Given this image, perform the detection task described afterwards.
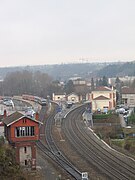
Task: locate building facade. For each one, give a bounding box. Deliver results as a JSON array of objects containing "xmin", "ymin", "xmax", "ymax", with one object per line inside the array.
[
  {"xmin": 3, "ymin": 111, "xmax": 42, "ymax": 169},
  {"xmin": 90, "ymin": 86, "xmax": 116, "ymax": 112},
  {"xmin": 121, "ymin": 86, "xmax": 135, "ymax": 107},
  {"xmin": 66, "ymin": 92, "xmax": 81, "ymax": 103},
  {"xmin": 52, "ymin": 93, "xmax": 66, "ymax": 102}
]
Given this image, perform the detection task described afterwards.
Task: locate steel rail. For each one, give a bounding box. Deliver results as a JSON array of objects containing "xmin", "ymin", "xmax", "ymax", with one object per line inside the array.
[
  {"xmin": 63, "ymin": 105, "xmax": 135, "ymax": 180},
  {"xmin": 74, "ymin": 108, "xmax": 135, "ymax": 179},
  {"xmin": 38, "ymin": 105, "xmax": 82, "ymax": 180}
]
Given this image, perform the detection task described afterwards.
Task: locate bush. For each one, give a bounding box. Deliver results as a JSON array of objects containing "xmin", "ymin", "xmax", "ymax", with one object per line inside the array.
[
  {"xmin": 128, "ymin": 114, "xmax": 135, "ymax": 124},
  {"xmin": 124, "ymin": 143, "xmax": 131, "ymax": 151},
  {"xmin": 0, "ymin": 145, "xmax": 25, "ymax": 179},
  {"xmin": 93, "ymin": 114, "xmax": 111, "ymax": 119},
  {"xmin": 0, "ymin": 136, "xmax": 5, "ymax": 147},
  {"xmin": 111, "ymin": 139, "xmax": 124, "ymax": 147}
]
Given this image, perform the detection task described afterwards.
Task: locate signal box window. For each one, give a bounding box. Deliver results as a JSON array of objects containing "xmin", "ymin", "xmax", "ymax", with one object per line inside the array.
[{"xmin": 15, "ymin": 126, "xmax": 35, "ymax": 137}]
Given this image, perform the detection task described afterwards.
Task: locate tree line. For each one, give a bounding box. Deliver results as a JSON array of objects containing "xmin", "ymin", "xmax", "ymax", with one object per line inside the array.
[
  {"xmin": 1, "ymin": 69, "xmax": 135, "ymax": 99},
  {"xmin": 0, "ymin": 70, "xmax": 54, "ymax": 98}
]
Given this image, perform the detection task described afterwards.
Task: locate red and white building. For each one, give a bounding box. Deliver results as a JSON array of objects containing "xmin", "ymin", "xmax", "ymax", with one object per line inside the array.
[{"xmin": 3, "ymin": 111, "xmax": 42, "ymax": 169}]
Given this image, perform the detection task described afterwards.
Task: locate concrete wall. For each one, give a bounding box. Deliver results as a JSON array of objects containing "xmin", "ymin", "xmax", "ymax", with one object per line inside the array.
[
  {"xmin": 92, "ymin": 100, "xmax": 110, "ymax": 111},
  {"xmin": 20, "ymin": 146, "xmax": 32, "ymax": 166}
]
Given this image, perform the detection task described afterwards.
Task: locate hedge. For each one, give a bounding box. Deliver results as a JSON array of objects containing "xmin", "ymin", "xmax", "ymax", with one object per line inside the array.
[{"xmin": 93, "ymin": 114, "xmax": 111, "ymax": 119}]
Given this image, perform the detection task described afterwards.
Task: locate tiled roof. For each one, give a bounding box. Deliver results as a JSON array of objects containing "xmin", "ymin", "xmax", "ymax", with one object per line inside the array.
[
  {"xmin": 53, "ymin": 93, "xmax": 66, "ymax": 96},
  {"xmin": 66, "ymin": 92, "xmax": 79, "ymax": 96},
  {"xmin": 93, "ymin": 95, "xmax": 110, "ymax": 100},
  {"xmin": 121, "ymin": 87, "xmax": 135, "ymax": 94},
  {"xmin": 3, "ymin": 111, "xmax": 42, "ymax": 126},
  {"xmin": 93, "ymin": 86, "xmax": 112, "ymax": 91},
  {"xmin": 3, "ymin": 111, "xmax": 24, "ymax": 126}
]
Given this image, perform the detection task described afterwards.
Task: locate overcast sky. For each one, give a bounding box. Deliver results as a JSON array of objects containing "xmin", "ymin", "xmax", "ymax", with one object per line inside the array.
[{"xmin": 0, "ymin": 0, "xmax": 135, "ymax": 67}]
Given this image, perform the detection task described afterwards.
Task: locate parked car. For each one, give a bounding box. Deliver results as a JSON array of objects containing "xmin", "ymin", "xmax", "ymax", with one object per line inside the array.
[
  {"xmin": 116, "ymin": 108, "xmax": 125, "ymax": 114},
  {"xmin": 25, "ymin": 107, "xmax": 35, "ymax": 118},
  {"xmin": 3, "ymin": 99, "xmax": 14, "ymax": 107}
]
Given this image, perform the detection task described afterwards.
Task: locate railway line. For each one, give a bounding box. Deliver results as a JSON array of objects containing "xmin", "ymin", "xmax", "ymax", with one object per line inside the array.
[
  {"xmin": 12, "ymin": 96, "xmax": 135, "ymax": 179},
  {"xmin": 37, "ymin": 105, "xmax": 82, "ymax": 180},
  {"xmin": 2, "ymin": 95, "xmax": 81, "ymax": 178},
  {"xmin": 62, "ymin": 105, "xmax": 135, "ymax": 180}
]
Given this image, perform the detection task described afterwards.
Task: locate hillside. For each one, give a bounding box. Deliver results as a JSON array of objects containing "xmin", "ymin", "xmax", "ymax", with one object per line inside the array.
[
  {"xmin": 0, "ymin": 63, "xmax": 105, "ymax": 80},
  {"xmin": 97, "ymin": 61, "xmax": 135, "ymax": 77},
  {"xmin": 0, "ymin": 61, "xmax": 135, "ymax": 80}
]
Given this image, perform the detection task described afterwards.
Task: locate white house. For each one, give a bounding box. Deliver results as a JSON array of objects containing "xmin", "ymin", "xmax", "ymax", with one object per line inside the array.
[
  {"xmin": 90, "ymin": 86, "xmax": 116, "ymax": 112},
  {"xmin": 66, "ymin": 92, "xmax": 81, "ymax": 103},
  {"xmin": 52, "ymin": 93, "xmax": 66, "ymax": 102}
]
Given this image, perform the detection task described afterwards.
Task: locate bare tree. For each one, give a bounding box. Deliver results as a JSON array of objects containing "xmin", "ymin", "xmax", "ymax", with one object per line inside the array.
[{"xmin": 3, "ymin": 70, "xmax": 53, "ymax": 97}]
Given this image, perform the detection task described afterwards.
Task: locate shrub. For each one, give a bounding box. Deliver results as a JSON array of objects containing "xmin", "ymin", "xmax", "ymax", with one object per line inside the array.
[
  {"xmin": 124, "ymin": 143, "xmax": 131, "ymax": 151},
  {"xmin": 93, "ymin": 114, "xmax": 111, "ymax": 119},
  {"xmin": 0, "ymin": 144, "xmax": 25, "ymax": 179},
  {"xmin": 128, "ymin": 114, "xmax": 135, "ymax": 124}
]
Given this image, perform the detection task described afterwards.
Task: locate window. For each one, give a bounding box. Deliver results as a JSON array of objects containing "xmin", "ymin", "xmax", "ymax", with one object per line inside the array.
[
  {"xmin": 25, "ymin": 160, "xmax": 27, "ymax": 166},
  {"xmin": 24, "ymin": 147, "xmax": 27, "ymax": 153},
  {"xmin": 23, "ymin": 119, "xmax": 27, "ymax": 123},
  {"xmin": 124, "ymin": 98, "xmax": 127, "ymax": 104},
  {"xmin": 15, "ymin": 126, "xmax": 35, "ymax": 137}
]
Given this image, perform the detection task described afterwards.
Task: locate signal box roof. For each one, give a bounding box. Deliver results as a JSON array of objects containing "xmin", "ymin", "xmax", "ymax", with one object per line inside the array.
[{"xmin": 3, "ymin": 111, "xmax": 42, "ymax": 127}]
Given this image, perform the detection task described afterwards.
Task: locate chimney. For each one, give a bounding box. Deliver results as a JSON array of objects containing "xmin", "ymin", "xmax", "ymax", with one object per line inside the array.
[
  {"xmin": 3, "ymin": 109, "xmax": 7, "ymax": 118},
  {"xmin": 35, "ymin": 112, "xmax": 39, "ymax": 120}
]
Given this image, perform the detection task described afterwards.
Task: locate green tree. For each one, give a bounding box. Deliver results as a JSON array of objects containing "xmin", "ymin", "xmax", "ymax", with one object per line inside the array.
[
  {"xmin": 98, "ymin": 78, "xmax": 103, "ymax": 86},
  {"xmin": 64, "ymin": 80, "xmax": 74, "ymax": 94},
  {"xmin": 0, "ymin": 145, "xmax": 24, "ymax": 179},
  {"xmin": 115, "ymin": 77, "xmax": 123, "ymax": 104},
  {"xmin": 91, "ymin": 77, "xmax": 95, "ymax": 90},
  {"xmin": 102, "ymin": 76, "xmax": 108, "ymax": 86}
]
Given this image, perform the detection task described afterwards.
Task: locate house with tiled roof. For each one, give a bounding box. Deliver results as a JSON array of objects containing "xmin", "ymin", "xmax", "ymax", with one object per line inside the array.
[
  {"xmin": 52, "ymin": 92, "xmax": 82, "ymax": 103},
  {"xmin": 66, "ymin": 92, "xmax": 82, "ymax": 103},
  {"xmin": 52, "ymin": 93, "xmax": 66, "ymax": 102},
  {"xmin": 90, "ymin": 86, "xmax": 116, "ymax": 112},
  {"xmin": 121, "ymin": 86, "xmax": 135, "ymax": 107},
  {"xmin": 3, "ymin": 111, "xmax": 42, "ymax": 169}
]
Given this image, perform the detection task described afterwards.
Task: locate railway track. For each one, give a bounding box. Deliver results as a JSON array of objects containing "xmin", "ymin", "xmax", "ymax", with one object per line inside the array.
[
  {"xmin": 63, "ymin": 105, "xmax": 135, "ymax": 180},
  {"xmin": 37, "ymin": 105, "xmax": 82, "ymax": 180}
]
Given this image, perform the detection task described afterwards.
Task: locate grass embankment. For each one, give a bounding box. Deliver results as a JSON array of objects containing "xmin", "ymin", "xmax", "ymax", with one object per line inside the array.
[{"xmin": 92, "ymin": 113, "xmax": 135, "ymax": 158}]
